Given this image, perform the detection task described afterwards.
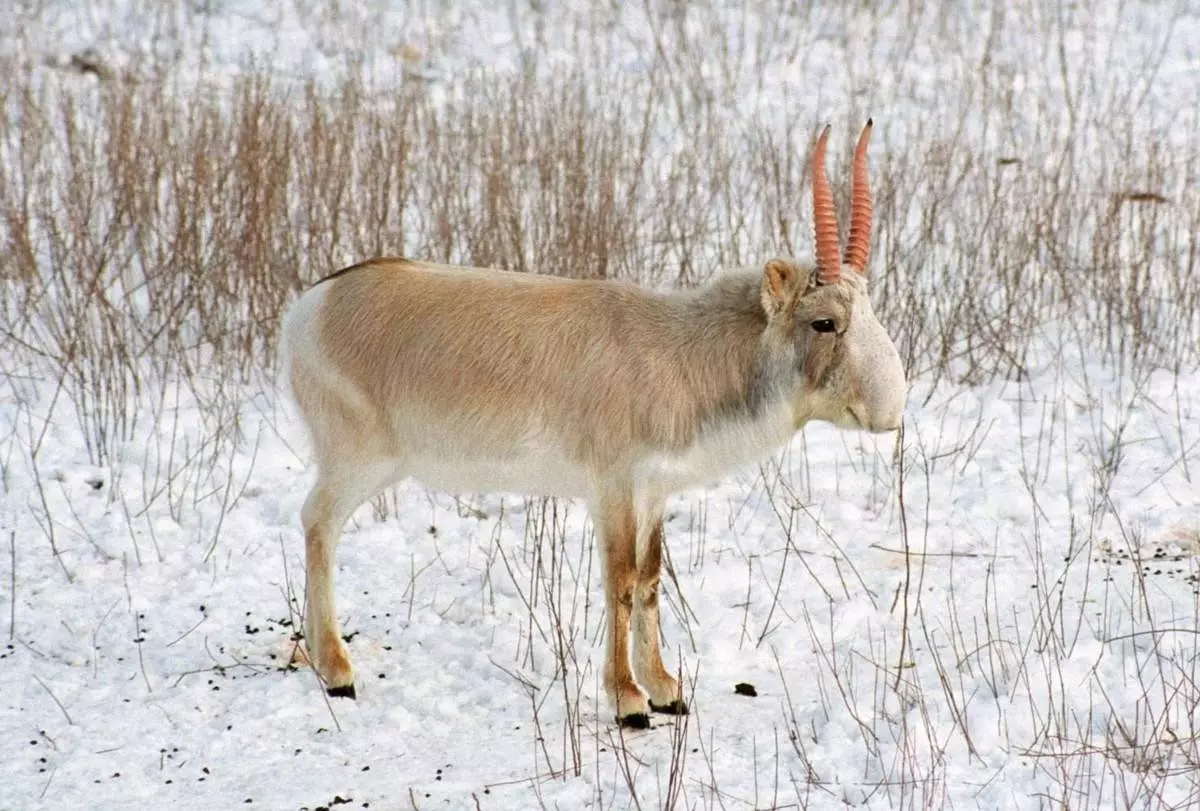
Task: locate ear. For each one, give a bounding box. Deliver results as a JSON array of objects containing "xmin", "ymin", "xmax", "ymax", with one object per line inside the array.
[{"xmin": 761, "ymin": 259, "xmax": 800, "ymax": 318}]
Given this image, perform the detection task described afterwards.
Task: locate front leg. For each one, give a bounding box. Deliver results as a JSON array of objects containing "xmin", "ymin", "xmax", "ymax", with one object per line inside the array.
[
  {"xmin": 632, "ymin": 519, "xmax": 686, "ymax": 715},
  {"xmin": 595, "ymin": 490, "xmax": 651, "ymax": 728}
]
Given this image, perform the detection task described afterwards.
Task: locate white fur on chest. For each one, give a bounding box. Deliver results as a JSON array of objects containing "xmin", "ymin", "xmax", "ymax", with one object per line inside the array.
[{"xmin": 634, "ymin": 400, "xmax": 795, "ymax": 497}]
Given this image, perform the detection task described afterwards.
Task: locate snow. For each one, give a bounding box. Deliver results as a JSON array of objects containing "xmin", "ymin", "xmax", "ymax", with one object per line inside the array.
[{"xmin": 3, "ymin": 1, "xmax": 1200, "ymax": 809}]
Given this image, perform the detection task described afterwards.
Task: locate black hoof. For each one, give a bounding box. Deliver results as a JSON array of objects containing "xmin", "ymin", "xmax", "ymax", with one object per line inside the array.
[
  {"xmin": 617, "ymin": 712, "xmax": 651, "ymax": 730},
  {"xmin": 327, "ymin": 683, "xmax": 357, "ymax": 700},
  {"xmin": 649, "ymin": 699, "xmax": 689, "ymax": 715}
]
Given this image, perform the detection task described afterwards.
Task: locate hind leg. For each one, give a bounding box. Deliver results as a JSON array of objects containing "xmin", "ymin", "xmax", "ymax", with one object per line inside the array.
[{"xmin": 301, "ymin": 461, "xmax": 401, "ymax": 698}]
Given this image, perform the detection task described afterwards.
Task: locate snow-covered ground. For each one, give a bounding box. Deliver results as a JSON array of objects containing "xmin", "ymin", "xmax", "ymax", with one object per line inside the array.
[{"xmin": 2, "ymin": 2, "xmax": 1200, "ymax": 809}]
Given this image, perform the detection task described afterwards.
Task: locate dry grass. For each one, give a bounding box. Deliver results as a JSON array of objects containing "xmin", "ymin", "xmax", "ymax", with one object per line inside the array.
[
  {"xmin": 2, "ymin": 14, "xmax": 1196, "ymax": 424},
  {"xmin": 3, "ymin": 0, "xmax": 1199, "ymax": 808}
]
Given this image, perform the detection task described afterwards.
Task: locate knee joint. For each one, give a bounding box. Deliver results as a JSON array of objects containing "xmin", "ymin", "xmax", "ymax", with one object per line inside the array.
[
  {"xmin": 617, "ymin": 587, "xmax": 635, "ymax": 612},
  {"xmin": 637, "ymin": 577, "xmax": 660, "ymax": 605}
]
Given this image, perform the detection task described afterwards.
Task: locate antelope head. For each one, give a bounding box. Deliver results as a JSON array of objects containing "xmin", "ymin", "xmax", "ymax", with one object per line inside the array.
[{"xmin": 761, "ymin": 121, "xmax": 907, "ymax": 434}]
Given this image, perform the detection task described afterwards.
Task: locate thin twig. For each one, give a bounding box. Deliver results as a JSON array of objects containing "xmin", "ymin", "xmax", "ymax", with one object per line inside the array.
[
  {"xmin": 7, "ymin": 529, "xmax": 14, "ymax": 639},
  {"xmin": 31, "ymin": 673, "xmax": 74, "ymax": 725},
  {"xmin": 893, "ymin": 424, "xmax": 912, "ymax": 691},
  {"xmin": 869, "ymin": 543, "xmax": 1015, "ymax": 560}
]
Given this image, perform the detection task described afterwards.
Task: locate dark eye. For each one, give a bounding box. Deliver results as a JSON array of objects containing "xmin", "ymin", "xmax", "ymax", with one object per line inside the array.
[{"xmin": 811, "ymin": 318, "xmax": 836, "ymax": 333}]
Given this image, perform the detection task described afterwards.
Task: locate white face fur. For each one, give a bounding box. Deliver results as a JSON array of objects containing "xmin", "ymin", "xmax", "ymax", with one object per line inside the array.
[{"xmin": 786, "ymin": 269, "xmax": 906, "ymax": 433}]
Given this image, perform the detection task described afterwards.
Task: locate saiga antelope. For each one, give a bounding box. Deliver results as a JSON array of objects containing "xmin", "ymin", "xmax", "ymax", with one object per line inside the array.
[{"xmin": 282, "ymin": 121, "xmax": 906, "ymax": 728}]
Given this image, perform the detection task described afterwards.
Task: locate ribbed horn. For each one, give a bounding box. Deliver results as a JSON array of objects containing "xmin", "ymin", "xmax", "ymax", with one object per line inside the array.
[
  {"xmin": 843, "ymin": 119, "xmax": 873, "ymax": 273},
  {"xmin": 811, "ymin": 125, "xmax": 842, "ymax": 284}
]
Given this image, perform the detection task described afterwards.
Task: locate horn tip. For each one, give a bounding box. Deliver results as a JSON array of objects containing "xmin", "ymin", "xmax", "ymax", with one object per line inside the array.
[{"xmin": 856, "ymin": 120, "xmax": 874, "ymax": 151}]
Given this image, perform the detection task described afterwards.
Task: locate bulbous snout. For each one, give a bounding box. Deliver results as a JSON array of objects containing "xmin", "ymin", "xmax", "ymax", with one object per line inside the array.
[
  {"xmin": 853, "ymin": 320, "xmax": 907, "ymax": 433},
  {"xmin": 869, "ymin": 352, "xmax": 906, "ymax": 432}
]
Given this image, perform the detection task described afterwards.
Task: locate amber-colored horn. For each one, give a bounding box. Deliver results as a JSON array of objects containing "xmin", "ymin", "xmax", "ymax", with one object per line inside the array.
[
  {"xmin": 843, "ymin": 119, "xmax": 873, "ymax": 273},
  {"xmin": 812, "ymin": 125, "xmax": 842, "ymax": 284}
]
